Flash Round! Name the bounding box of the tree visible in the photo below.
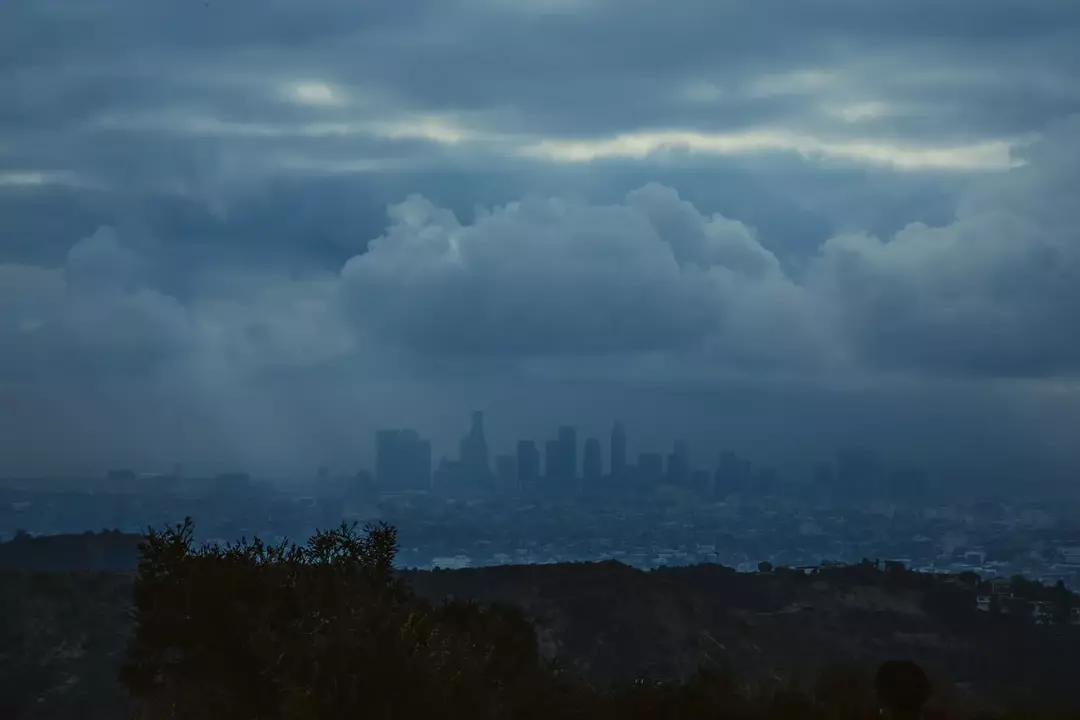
[120,518,548,720]
[758,561,774,574]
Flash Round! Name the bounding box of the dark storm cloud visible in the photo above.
[2,0,1080,479]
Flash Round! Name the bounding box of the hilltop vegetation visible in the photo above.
[2,525,1080,718]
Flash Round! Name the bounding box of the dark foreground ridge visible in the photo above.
[2,525,1080,719]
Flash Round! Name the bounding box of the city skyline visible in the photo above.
[368,409,932,505]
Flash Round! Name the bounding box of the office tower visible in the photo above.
[715,451,749,499]
[433,457,462,495]
[691,469,713,498]
[459,410,491,486]
[376,429,401,489]
[557,426,577,487]
[666,440,690,486]
[351,470,375,501]
[516,440,540,492]
[544,439,560,482]
[376,428,433,491]
[583,438,602,482]
[417,439,433,490]
[397,429,432,491]
[610,421,627,479]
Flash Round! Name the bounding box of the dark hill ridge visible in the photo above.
[2,531,1079,716]
[0,530,140,573]
[404,561,1080,707]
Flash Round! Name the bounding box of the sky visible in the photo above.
[1,0,1079,492]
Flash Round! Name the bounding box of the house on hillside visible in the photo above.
[991,578,1011,595]
[976,595,992,612]
[1031,601,1055,625]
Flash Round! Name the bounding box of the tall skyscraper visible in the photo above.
[517,440,540,492]
[714,451,749,499]
[610,421,627,479]
[376,428,432,491]
[583,438,602,482]
[666,440,690,486]
[375,429,400,489]
[557,425,577,487]
[544,439,560,481]
[459,410,491,485]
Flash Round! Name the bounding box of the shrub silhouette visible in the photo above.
[120,518,549,719]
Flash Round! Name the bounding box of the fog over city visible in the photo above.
[2,0,1080,496]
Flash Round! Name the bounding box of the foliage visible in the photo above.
[120,518,552,720]
[115,518,1080,720]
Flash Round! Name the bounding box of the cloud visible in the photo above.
[1,0,1080,479]
[809,116,1080,378]
[3,116,1079,397]
[2,0,1077,196]
[338,183,834,377]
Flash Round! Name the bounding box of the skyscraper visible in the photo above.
[666,440,690,486]
[583,438,602,482]
[557,425,577,488]
[544,439,560,483]
[375,429,400,489]
[459,410,491,486]
[398,430,432,491]
[376,428,432,491]
[516,440,540,493]
[611,421,627,480]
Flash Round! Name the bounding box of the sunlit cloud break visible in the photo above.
[520,129,1022,171]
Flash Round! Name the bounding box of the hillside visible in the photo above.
[407,561,1080,708]
[2,531,1079,717]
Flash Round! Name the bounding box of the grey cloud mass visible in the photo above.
[1,0,1079,486]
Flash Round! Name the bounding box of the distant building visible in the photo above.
[433,458,463,495]
[214,472,252,500]
[516,440,540,494]
[755,466,780,497]
[691,469,712,498]
[376,430,401,489]
[544,439,560,486]
[557,426,577,486]
[350,470,375,501]
[610,422,627,480]
[715,451,750,498]
[665,441,690,487]
[375,428,432,491]
[583,438,602,482]
[976,595,992,612]
[458,411,491,491]
[1031,601,1055,625]
[1060,547,1080,566]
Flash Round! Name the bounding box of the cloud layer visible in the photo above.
[2,0,1080,480]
